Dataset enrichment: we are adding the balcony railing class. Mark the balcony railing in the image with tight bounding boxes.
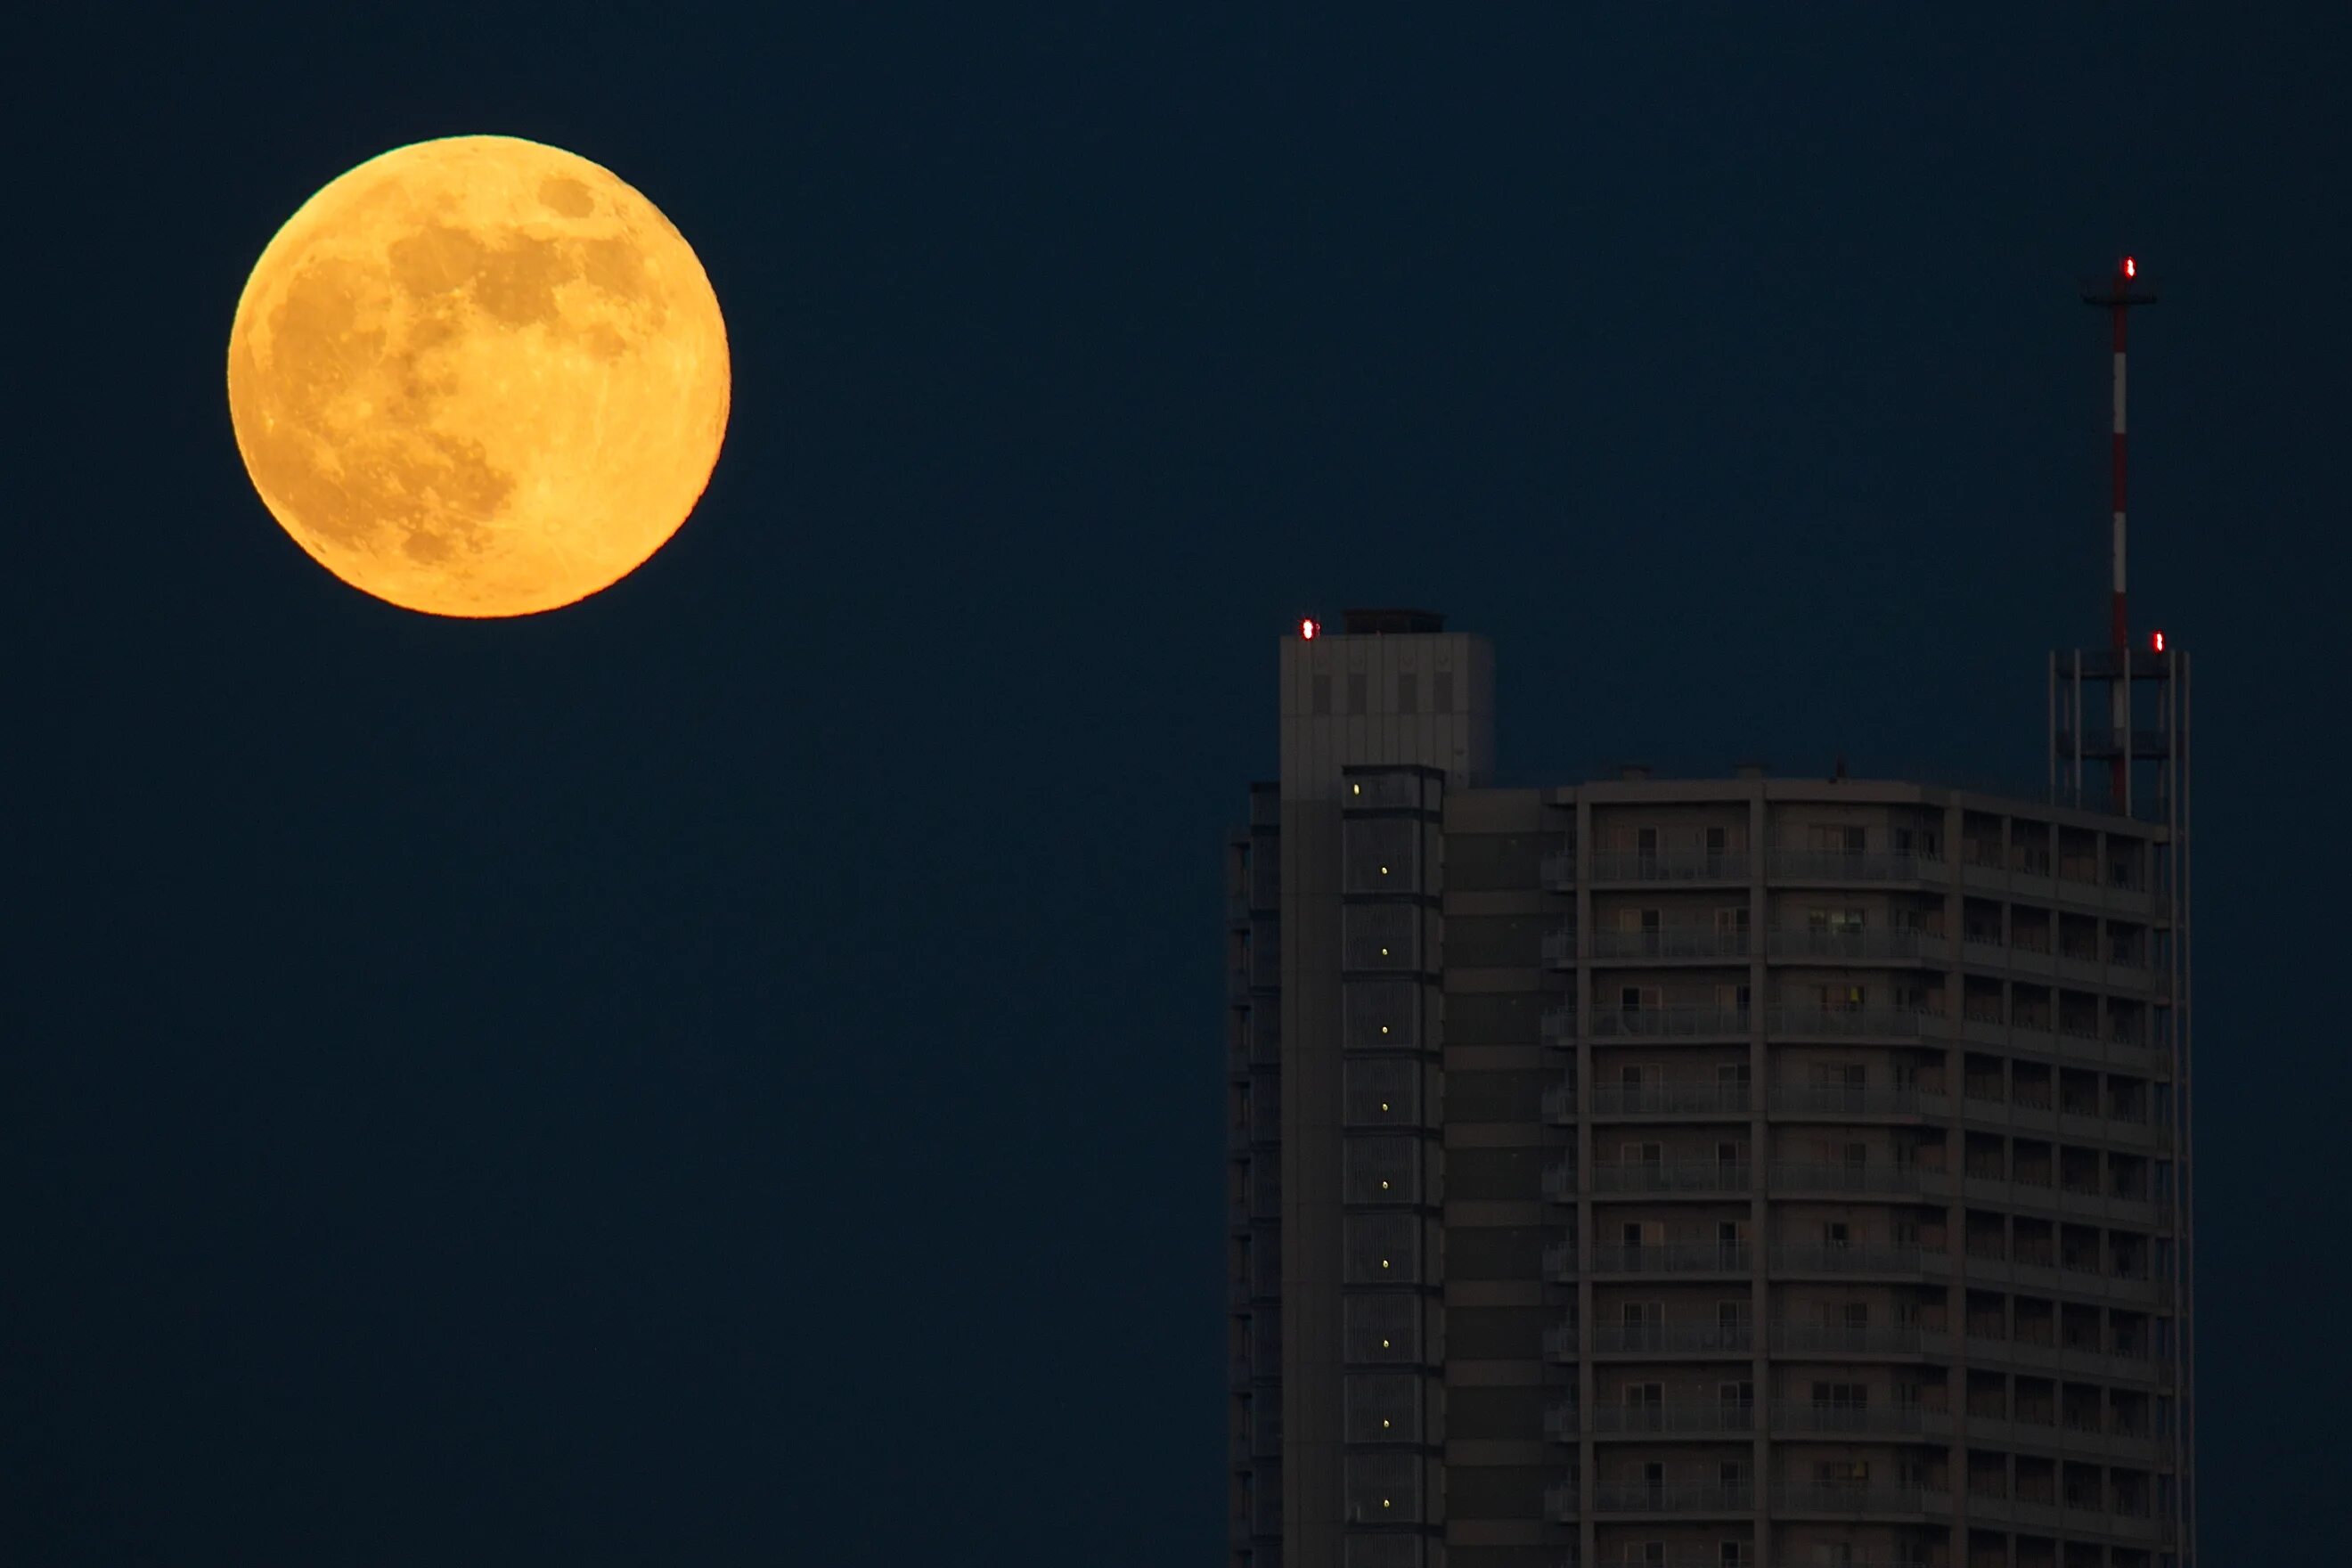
[1769,1243,1932,1274]
[1593,1482,1755,1514]
[1592,1322,1754,1354]
[1543,1481,1581,1520]
[1773,1401,1952,1437]
[1766,1006,1934,1038]
[1593,1080,1752,1115]
[1588,1159,1752,1196]
[1765,849,1943,883]
[1768,1160,1945,1197]
[1590,1401,1755,1436]
[1768,1082,1945,1116]
[1770,1484,1944,1516]
[1588,927,1752,960]
[1592,1242,1752,1274]
[1767,1321,1936,1355]
[1539,850,1577,889]
[1767,927,1940,961]
[1541,1006,1579,1046]
[1590,1006,1751,1039]
[1589,849,1751,883]
[1541,1080,1578,1122]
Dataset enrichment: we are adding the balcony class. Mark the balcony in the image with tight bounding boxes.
[1770,1484,1946,1518]
[1768,1082,1947,1118]
[1590,1006,1750,1039]
[1766,1006,1934,1039]
[1592,1321,1754,1355]
[1765,849,1943,883]
[1767,1160,1947,1198]
[1766,1321,1943,1356]
[1590,1401,1755,1436]
[1593,1482,1755,1514]
[1592,1242,1752,1275]
[1768,1243,1936,1276]
[1543,1481,1582,1522]
[1541,1080,1579,1123]
[1541,1006,1579,1047]
[1589,849,1751,884]
[1593,1080,1752,1116]
[1588,927,1752,961]
[1540,849,1577,890]
[1586,1158,1752,1196]
[1540,926,1579,968]
[1767,926,1945,963]
[1772,1401,1953,1439]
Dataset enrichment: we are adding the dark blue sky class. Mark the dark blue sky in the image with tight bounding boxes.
[12,5,2346,1561]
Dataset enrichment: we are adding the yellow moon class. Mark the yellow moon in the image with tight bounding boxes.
[227,135,730,617]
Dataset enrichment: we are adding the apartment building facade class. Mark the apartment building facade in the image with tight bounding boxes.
[1224,610,2192,1568]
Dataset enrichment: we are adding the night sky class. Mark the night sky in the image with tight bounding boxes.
[13,6,2348,1562]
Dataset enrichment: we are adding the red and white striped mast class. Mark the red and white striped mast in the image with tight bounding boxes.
[2082,256,2157,810]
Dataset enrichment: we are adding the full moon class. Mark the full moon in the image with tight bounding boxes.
[227,135,730,617]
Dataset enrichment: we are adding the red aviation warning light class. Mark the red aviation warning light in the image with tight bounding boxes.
[2124,257,2137,279]
[2152,630,2165,653]
[1300,617,1319,641]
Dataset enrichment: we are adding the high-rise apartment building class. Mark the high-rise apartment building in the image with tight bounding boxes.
[1224,609,2192,1568]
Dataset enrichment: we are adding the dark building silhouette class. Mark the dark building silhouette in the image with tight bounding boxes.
[1225,611,2193,1568]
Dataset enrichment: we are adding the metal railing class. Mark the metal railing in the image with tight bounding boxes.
[1765,849,1943,882]
[1766,1321,1934,1355]
[1590,1401,1755,1435]
[1593,1482,1755,1513]
[1540,1006,1578,1046]
[1593,1080,1752,1115]
[1768,1160,1944,1196]
[1767,927,1940,960]
[1590,1006,1751,1038]
[1768,1082,1945,1116]
[1540,1080,1578,1122]
[1770,1484,1943,1515]
[1766,1006,1934,1038]
[1592,1322,1754,1354]
[1769,1243,1931,1274]
[1542,1481,1581,1520]
[1588,1159,1752,1195]
[1588,927,1752,960]
[1591,1242,1752,1273]
[1539,850,1577,888]
[1589,849,1751,882]
[1772,1401,1951,1437]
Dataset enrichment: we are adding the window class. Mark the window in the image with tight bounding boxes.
[1814,1459,1869,1486]
[1621,985,1661,1010]
[1809,824,1866,853]
[1718,1379,1752,1408]
[1624,1382,1663,1409]
[1718,1299,1749,1329]
[1812,1381,1868,1409]
[1621,1141,1663,1166]
[1621,1300,1662,1327]
[1818,983,1866,1012]
[1716,1140,1744,1168]
[1824,1221,1850,1248]
[1636,828,1660,855]
[1842,1302,1869,1329]
[1624,1544,1665,1567]
[1715,905,1749,936]
[1716,982,1751,1010]
[1705,825,1729,855]
[1621,1063,1659,1089]
[1806,907,1865,935]
[1716,1062,1751,1090]
[1842,1141,1867,1170]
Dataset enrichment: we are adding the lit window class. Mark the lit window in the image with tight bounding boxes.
[1379,1180,1391,1190]
[1380,1025,1390,1035]
[1380,946,1390,956]
[1379,1258,1391,1270]
[1380,1102,1390,1112]
[1381,1417,1392,1429]
[1380,1499,1391,1510]
[1381,1337,1391,1348]
[1379,865,1390,876]
[1352,782,1361,796]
